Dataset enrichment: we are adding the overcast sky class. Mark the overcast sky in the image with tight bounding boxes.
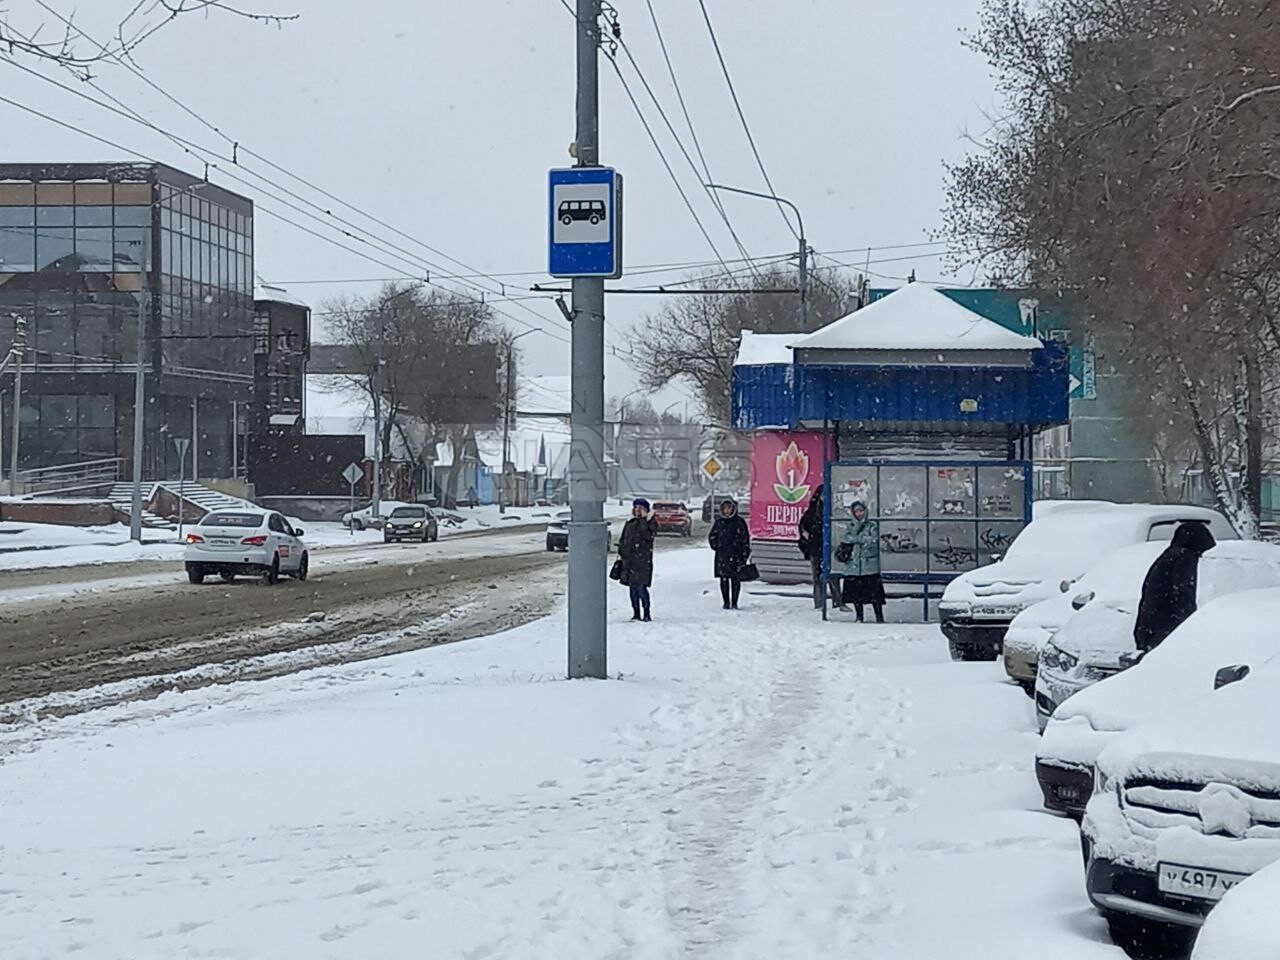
[2,0,996,410]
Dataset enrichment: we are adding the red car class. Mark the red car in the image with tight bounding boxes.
[651,501,693,537]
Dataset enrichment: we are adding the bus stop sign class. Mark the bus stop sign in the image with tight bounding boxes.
[548,166,623,278]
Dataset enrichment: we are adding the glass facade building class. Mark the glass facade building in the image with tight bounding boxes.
[0,163,253,480]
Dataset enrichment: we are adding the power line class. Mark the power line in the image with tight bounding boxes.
[633,1,755,268]
[0,56,572,344]
[19,1,572,337]
[603,52,733,276]
[0,91,574,347]
[696,0,797,239]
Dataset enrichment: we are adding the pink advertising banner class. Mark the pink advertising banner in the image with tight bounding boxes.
[747,431,833,541]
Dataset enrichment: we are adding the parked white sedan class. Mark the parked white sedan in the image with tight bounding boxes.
[184,510,309,585]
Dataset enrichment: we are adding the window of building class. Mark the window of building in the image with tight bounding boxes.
[75,228,114,271]
[36,205,74,227]
[75,205,113,227]
[35,229,75,271]
[0,225,34,272]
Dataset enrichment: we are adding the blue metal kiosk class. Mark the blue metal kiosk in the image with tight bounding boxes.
[732,283,1069,619]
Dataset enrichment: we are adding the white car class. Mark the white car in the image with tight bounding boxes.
[982,504,1236,673]
[1001,540,1166,696]
[341,500,409,531]
[545,510,611,552]
[1192,857,1280,960]
[184,510,309,585]
[1035,540,1280,731]
[1036,587,1280,818]
[1083,658,1280,956]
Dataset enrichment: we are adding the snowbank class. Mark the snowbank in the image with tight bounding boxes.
[1194,858,1280,960]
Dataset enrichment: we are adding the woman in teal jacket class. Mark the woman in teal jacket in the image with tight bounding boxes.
[838,500,886,623]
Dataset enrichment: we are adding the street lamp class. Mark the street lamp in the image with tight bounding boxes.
[705,183,808,329]
[500,329,535,513]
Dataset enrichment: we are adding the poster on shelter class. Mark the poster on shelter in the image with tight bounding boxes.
[747,431,832,540]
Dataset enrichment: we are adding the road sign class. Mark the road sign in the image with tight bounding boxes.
[548,166,623,278]
[342,462,364,486]
[1069,345,1097,400]
[700,454,724,482]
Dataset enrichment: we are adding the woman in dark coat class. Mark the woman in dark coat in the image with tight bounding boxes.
[798,485,842,610]
[709,498,752,610]
[837,500,886,623]
[1133,521,1216,653]
[618,498,657,621]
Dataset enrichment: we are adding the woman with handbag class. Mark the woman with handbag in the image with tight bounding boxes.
[709,498,752,610]
[617,498,657,621]
[836,500,886,623]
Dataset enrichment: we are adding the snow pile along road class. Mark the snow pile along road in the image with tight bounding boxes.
[1,549,1119,959]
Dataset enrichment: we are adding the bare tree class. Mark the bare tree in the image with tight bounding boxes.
[943,0,1280,535]
[0,1,296,78]
[323,284,507,501]
[630,264,857,426]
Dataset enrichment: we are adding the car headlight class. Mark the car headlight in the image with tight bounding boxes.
[413,521,423,528]
[1042,641,1078,672]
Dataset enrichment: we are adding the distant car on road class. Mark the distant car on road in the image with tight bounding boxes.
[652,501,693,537]
[383,505,439,543]
[546,510,611,552]
[342,500,409,531]
[184,510,307,585]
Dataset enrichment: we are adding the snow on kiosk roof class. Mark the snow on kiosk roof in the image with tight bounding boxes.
[734,331,793,367]
[790,283,1043,354]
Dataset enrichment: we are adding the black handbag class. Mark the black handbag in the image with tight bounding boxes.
[739,562,760,583]
[609,558,625,582]
[834,542,853,564]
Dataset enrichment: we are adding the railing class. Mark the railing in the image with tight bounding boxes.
[14,457,124,497]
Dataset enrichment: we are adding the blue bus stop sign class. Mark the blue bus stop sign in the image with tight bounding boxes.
[548,166,622,278]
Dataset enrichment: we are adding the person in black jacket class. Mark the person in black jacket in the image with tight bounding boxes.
[618,498,657,621]
[1133,521,1217,653]
[798,485,842,610]
[710,498,752,609]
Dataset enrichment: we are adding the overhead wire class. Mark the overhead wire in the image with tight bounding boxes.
[696,0,797,239]
[21,0,573,338]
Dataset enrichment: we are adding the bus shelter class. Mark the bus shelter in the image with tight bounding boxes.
[732,283,1068,619]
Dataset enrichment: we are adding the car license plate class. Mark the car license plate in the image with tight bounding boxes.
[972,605,1017,618]
[211,537,234,545]
[1157,863,1249,902]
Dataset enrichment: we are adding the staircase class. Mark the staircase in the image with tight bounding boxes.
[156,481,257,517]
[108,482,173,529]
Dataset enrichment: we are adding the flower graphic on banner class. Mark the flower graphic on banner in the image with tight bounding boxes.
[773,441,811,503]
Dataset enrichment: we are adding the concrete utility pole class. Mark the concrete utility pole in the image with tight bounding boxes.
[371,305,384,519]
[129,235,150,542]
[568,0,609,680]
[706,183,808,328]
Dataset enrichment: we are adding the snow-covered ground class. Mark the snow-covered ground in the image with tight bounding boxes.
[1,547,1121,959]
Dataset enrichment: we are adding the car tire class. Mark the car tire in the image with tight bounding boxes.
[265,555,280,585]
[352,519,365,531]
[1104,912,1197,960]
[949,639,999,662]
[220,571,236,584]
[431,529,439,542]
[296,553,309,582]
[547,539,555,552]
[186,564,204,585]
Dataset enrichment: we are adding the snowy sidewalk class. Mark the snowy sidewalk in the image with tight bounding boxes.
[1,548,1120,959]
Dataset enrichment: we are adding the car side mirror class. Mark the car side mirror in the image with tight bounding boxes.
[1060,578,1076,594]
[1071,590,1095,611]
[293,528,305,537]
[1214,664,1251,690]
[1118,650,1146,669]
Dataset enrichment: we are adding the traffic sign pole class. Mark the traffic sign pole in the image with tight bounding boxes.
[566,0,608,681]
[342,462,363,537]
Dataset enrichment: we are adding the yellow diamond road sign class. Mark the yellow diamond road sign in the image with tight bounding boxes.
[700,455,724,481]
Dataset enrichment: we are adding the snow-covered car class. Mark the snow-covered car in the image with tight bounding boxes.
[1036,588,1280,818]
[1001,540,1166,696]
[382,505,439,543]
[1035,540,1280,731]
[545,510,611,552]
[1082,658,1280,957]
[184,510,308,585]
[341,500,409,531]
[1192,857,1280,960]
[990,504,1236,673]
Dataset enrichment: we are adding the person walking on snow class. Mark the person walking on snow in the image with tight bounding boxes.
[1133,520,1216,653]
[798,484,843,610]
[710,498,752,610]
[837,500,886,623]
[618,498,656,622]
